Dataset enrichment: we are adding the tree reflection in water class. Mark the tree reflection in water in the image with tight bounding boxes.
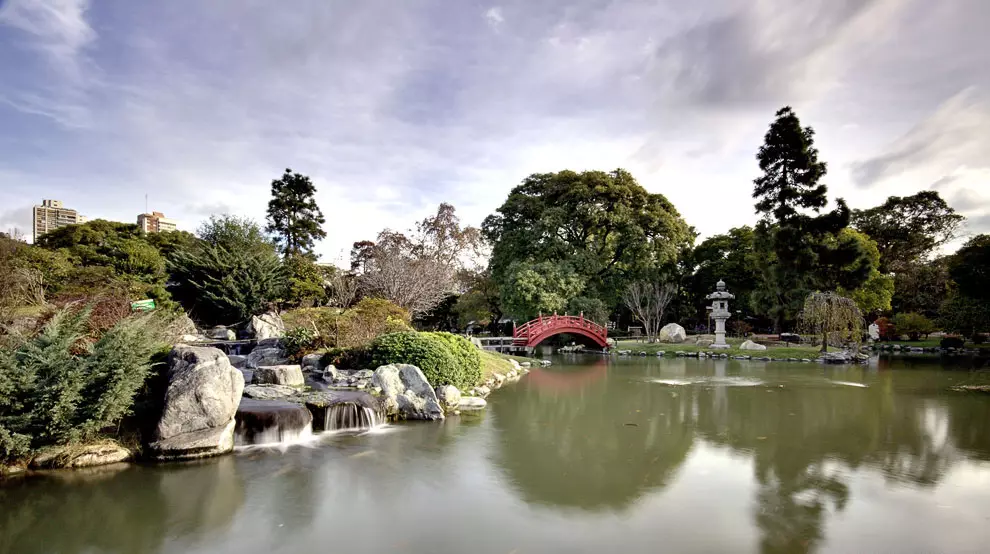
[490,357,990,553]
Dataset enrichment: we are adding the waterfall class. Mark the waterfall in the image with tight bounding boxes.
[235,399,315,448]
[324,402,383,431]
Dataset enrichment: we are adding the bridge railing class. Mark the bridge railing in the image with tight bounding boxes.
[512,313,608,345]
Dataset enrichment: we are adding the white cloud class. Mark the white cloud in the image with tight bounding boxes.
[484,7,504,28]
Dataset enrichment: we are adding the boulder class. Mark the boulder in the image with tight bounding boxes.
[252,365,305,387]
[228,354,248,369]
[371,364,444,421]
[301,353,323,371]
[30,442,133,469]
[243,384,299,401]
[247,347,289,369]
[739,340,767,351]
[247,312,285,340]
[209,326,236,341]
[459,397,487,411]
[658,323,687,343]
[695,339,714,348]
[149,346,244,460]
[436,385,461,413]
[165,314,199,343]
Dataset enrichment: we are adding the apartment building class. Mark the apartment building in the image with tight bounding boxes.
[137,211,177,233]
[32,199,86,242]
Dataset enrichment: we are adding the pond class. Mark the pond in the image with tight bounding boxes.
[3,355,990,553]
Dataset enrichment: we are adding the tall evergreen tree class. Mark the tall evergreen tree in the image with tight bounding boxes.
[265,169,326,257]
[751,107,871,331]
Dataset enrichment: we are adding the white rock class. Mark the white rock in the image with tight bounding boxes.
[150,346,243,460]
[247,312,285,340]
[435,385,461,413]
[301,353,323,371]
[658,323,687,343]
[247,347,289,369]
[371,364,444,420]
[459,397,487,411]
[252,365,305,387]
[739,340,767,351]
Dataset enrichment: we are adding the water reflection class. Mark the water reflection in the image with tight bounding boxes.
[0,456,244,554]
[490,356,990,552]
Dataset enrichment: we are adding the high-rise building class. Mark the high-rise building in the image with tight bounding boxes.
[33,199,85,242]
[137,211,177,233]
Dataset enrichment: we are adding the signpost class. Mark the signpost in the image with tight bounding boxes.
[130,299,156,312]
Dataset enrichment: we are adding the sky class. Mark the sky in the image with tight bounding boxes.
[1,0,988,265]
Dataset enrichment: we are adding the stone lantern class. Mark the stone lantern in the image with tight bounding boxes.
[706,279,735,349]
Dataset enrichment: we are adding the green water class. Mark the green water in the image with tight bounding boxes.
[3,355,990,554]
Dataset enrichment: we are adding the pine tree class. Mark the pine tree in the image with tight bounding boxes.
[751,107,871,331]
[266,169,327,258]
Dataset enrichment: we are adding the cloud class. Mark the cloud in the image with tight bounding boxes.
[0,0,95,70]
[0,205,33,238]
[484,7,504,28]
[850,88,990,187]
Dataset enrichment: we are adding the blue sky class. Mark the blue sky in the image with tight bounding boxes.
[1,0,988,264]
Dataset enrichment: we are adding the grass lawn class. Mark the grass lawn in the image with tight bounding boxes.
[879,339,990,350]
[614,338,822,359]
[479,350,522,383]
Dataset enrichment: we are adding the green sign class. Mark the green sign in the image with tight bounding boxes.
[130,299,156,312]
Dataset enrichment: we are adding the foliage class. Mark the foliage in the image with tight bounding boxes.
[874,317,897,341]
[939,293,990,341]
[0,308,163,462]
[622,281,677,343]
[948,234,990,302]
[751,107,872,330]
[453,270,502,331]
[353,204,481,316]
[282,326,320,361]
[852,190,964,273]
[566,296,610,326]
[730,320,753,337]
[686,227,760,321]
[284,298,412,350]
[892,259,950,319]
[424,332,482,387]
[939,336,965,349]
[143,230,199,259]
[366,332,476,390]
[498,260,585,321]
[835,229,894,314]
[799,292,864,353]
[167,216,286,326]
[265,168,327,257]
[413,294,459,331]
[37,220,166,285]
[283,254,331,308]
[483,169,693,319]
[891,312,935,341]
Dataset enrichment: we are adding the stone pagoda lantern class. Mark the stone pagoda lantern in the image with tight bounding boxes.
[706,279,735,349]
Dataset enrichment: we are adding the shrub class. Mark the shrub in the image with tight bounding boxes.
[426,332,481,387]
[0,307,163,462]
[875,317,897,341]
[940,336,965,349]
[366,332,475,389]
[283,299,412,349]
[892,312,935,341]
[282,327,321,361]
[320,346,371,369]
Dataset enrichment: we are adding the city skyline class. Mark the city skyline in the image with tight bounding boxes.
[1,0,988,264]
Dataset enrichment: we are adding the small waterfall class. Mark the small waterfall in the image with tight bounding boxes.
[324,402,382,431]
[235,399,315,447]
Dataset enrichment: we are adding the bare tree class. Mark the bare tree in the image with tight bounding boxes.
[799,292,864,353]
[352,204,485,317]
[323,269,359,308]
[622,281,677,343]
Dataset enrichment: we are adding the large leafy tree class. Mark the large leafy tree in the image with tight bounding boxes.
[852,191,964,273]
[892,258,951,318]
[686,226,760,322]
[834,229,894,315]
[948,234,990,302]
[751,107,872,331]
[483,169,693,320]
[266,169,327,258]
[168,216,286,325]
[36,220,165,285]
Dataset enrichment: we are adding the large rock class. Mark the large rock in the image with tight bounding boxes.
[247,312,285,340]
[243,384,299,400]
[459,397,487,411]
[228,354,248,369]
[301,353,323,371]
[30,442,133,469]
[436,385,461,413]
[371,364,444,421]
[658,323,687,343]
[739,340,767,351]
[149,346,244,460]
[247,347,289,369]
[165,314,199,343]
[252,365,305,387]
[208,326,236,341]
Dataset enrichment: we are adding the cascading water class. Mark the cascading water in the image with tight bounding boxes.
[324,402,382,431]
[235,399,315,447]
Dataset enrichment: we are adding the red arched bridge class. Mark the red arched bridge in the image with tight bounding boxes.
[512,313,609,349]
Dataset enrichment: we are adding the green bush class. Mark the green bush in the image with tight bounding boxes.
[366,332,477,389]
[283,327,321,361]
[0,307,163,462]
[284,299,412,350]
[940,336,965,349]
[892,312,935,341]
[426,332,481,387]
[320,346,371,369]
